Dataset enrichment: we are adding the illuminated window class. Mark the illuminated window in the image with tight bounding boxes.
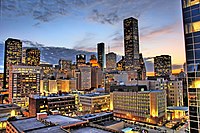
[183,0,200,8]
[185,21,200,34]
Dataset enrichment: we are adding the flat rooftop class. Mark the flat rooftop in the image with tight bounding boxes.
[0,104,21,112]
[10,115,84,132]
[98,120,122,126]
[81,112,113,120]
[70,126,112,133]
[167,106,188,111]
[80,93,109,97]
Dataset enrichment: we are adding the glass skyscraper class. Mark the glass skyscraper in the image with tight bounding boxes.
[182,0,200,132]
[97,42,105,70]
[124,17,140,71]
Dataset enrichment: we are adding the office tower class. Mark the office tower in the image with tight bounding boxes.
[138,53,146,80]
[167,81,183,107]
[0,73,3,90]
[124,17,140,71]
[79,93,110,113]
[97,43,105,70]
[40,63,53,79]
[91,67,103,88]
[76,54,86,66]
[117,56,125,71]
[154,55,172,77]
[58,59,72,71]
[3,38,22,90]
[22,48,40,66]
[106,52,117,70]
[182,1,200,132]
[79,65,91,90]
[9,65,40,107]
[110,86,166,125]
[89,55,100,67]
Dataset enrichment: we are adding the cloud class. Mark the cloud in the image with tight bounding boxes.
[0,0,167,25]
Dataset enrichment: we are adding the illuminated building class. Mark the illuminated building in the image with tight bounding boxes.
[106,52,116,70]
[3,38,22,90]
[91,67,103,88]
[182,0,200,132]
[124,17,140,71]
[167,81,183,107]
[89,55,100,67]
[111,86,166,125]
[40,78,76,94]
[22,48,40,66]
[76,54,86,66]
[29,94,76,117]
[97,42,105,70]
[138,53,146,80]
[8,65,40,107]
[0,104,21,132]
[154,55,172,77]
[78,65,91,90]
[40,63,53,79]
[116,56,125,71]
[58,59,72,71]
[79,93,110,113]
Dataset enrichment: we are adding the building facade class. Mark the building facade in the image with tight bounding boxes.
[59,59,72,71]
[76,54,86,66]
[97,42,105,70]
[9,65,40,107]
[22,48,40,66]
[154,55,172,77]
[182,0,200,132]
[3,38,22,90]
[124,17,140,71]
[79,65,91,90]
[106,52,117,70]
[79,93,110,114]
[112,90,166,125]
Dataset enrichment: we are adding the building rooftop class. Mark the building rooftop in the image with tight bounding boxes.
[167,106,188,111]
[0,104,21,113]
[70,126,112,133]
[80,112,113,120]
[80,93,109,97]
[98,120,122,126]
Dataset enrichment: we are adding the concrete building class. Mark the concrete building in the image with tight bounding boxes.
[91,67,103,88]
[79,93,110,114]
[9,65,40,107]
[3,38,22,90]
[40,78,76,94]
[59,59,72,71]
[167,81,183,107]
[40,63,53,79]
[76,54,86,66]
[111,86,166,125]
[0,73,3,91]
[29,94,76,117]
[106,52,117,70]
[79,65,91,90]
[117,56,125,71]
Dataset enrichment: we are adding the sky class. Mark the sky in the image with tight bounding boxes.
[0,0,185,75]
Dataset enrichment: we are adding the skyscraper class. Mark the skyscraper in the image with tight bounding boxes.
[76,54,86,66]
[97,42,105,70]
[154,55,172,77]
[138,53,146,80]
[22,48,40,66]
[59,59,72,71]
[3,38,22,90]
[124,17,140,71]
[106,52,116,70]
[182,1,200,132]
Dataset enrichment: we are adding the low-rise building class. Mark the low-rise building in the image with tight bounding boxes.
[79,93,110,113]
[111,85,166,125]
[29,94,76,117]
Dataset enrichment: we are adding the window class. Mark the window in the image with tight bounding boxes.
[185,21,200,34]
[183,0,200,8]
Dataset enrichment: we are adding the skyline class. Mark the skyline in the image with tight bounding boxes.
[0,0,185,75]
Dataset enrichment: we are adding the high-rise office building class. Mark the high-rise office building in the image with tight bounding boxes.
[97,43,105,70]
[117,56,125,71]
[124,17,140,71]
[106,52,116,70]
[76,54,86,66]
[79,65,91,90]
[138,53,146,80]
[154,55,172,77]
[89,55,100,67]
[3,38,22,90]
[9,65,40,107]
[58,59,72,71]
[182,1,200,132]
[22,48,40,66]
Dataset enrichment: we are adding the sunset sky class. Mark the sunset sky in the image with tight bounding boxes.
[0,0,185,75]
